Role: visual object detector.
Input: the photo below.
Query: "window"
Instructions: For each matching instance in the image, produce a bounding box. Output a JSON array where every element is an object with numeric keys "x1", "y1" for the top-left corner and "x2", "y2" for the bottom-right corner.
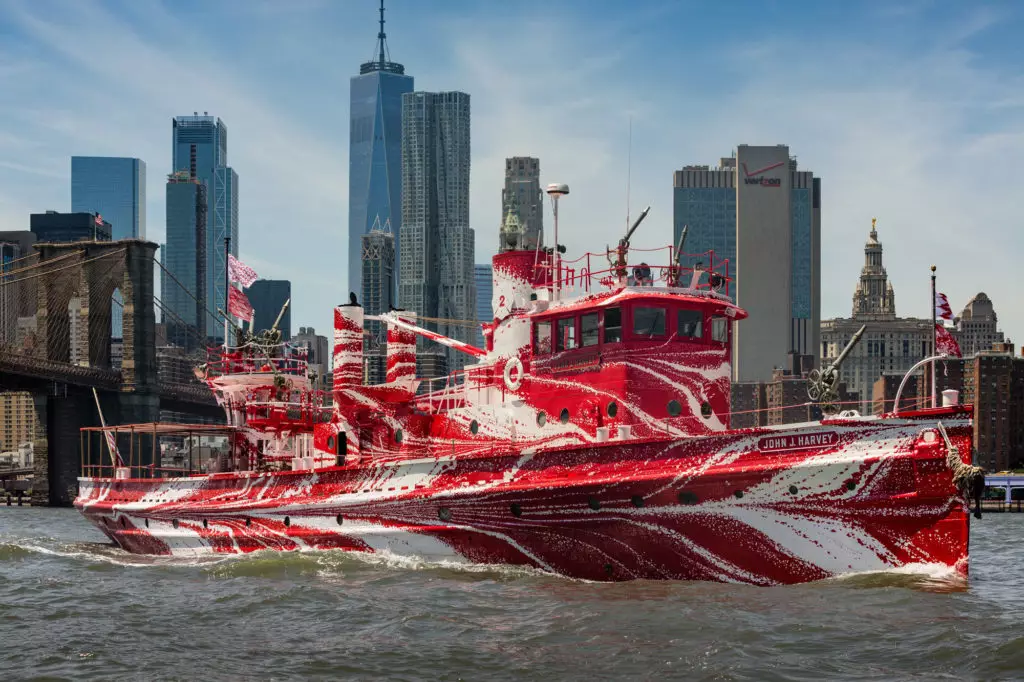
[
  {"x1": 557, "y1": 317, "x2": 577, "y2": 351},
  {"x1": 581, "y1": 313, "x2": 599, "y2": 347},
  {"x1": 535, "y1": 321, "x2": 552, "y2": 354},
  {"x1": 711, "y1": 316, "x2": 728, "y2": 343},
  {"x1": 604, "y1": 308, "x2": 622, "y2": 343},
  {"x1": 632, "y1": 306, "x2": 666, "y2": 337},
  {"x1": 677, "y1": 309, "x2": 702, "y2": 340}
]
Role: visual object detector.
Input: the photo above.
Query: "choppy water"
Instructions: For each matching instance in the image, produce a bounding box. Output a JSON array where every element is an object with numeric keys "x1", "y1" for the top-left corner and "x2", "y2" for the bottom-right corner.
[{"x1": 1, "y1": 509, "x2": 1023, "y2": 680}]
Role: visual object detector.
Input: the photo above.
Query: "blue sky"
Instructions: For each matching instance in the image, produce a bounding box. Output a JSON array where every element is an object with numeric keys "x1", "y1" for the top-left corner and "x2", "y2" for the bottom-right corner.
[{"x1": 1, "y1": 0, "x2": 1022, "y2": 348}]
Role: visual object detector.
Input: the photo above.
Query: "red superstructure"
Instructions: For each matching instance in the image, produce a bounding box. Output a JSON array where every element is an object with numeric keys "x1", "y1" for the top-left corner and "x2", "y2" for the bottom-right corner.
[{"x1": 74, "y1": 211, "x2": 981, "y2": 584}]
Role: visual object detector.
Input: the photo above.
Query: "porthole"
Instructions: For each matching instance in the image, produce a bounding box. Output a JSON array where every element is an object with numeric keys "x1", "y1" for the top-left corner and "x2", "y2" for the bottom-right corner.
[
  {"x1": 202, "y1": 519, "x2": 208, "y2": 529},
  {"x1": 537, "y1": 411, "x2": 547, "y2": 427},
  {"x1": 144, "y1": 518, "x2": 149, "y2": 529},
  {"x1": 789, "y1": 485, "x2": 799, "y2": 495},
  {"x1": 395, "y1": 428, "x2": 403, "y2": 444},
  {"x1": 336, "y1": 514, "x2": 344, "y2": 525},
  {"x1": 469, "y1": 420, "x2": 479, "y2": 435},
  {"x1": 678, "y1": 491, "x2": 699, "y2": 505},
  {"x1": 438, "y1": 507, "x2": 452, "y2": 522},
  {"x1": 327, "y1": 435, "x2": 336, "y2": 450},
  {"x1": 846, "y1": 481, "x2": 856, "y2": 491},
  {"x1": 284, "y1": 516, "x2": 291, "y2": 527},
  {"x1": 668, "y1": 400, "x2": 682, "y2": 417},
  {"x1": 559, "y1": 408, "x2": 570, "y2": 425},
  {"x1": 631, "y1": 495, "x2": 644, "y2": 508},
  {"x1": 172, "y1": 519, "x2": 179, "y2": 529},
  {"x1": 588, "y1": 496, "x2": 601, "y2": 511},
  {"x1": 510, "y1": 503, "x2": 522, "y2": 518},
  {"x1": 700, "y1": 402, "x2": 713, "y2": 419},
  {"x1": 734, "y1": 490, "x2": 744, "y2": 499},
  {"x1": 607, "y1": 401, "x2": 618, "y2": 418}
]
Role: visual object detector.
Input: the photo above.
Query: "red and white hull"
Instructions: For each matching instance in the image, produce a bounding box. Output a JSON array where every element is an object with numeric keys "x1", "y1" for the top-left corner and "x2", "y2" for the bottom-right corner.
[{"x1": 75, "y1": 413, "x2": 973, "y2": 585}]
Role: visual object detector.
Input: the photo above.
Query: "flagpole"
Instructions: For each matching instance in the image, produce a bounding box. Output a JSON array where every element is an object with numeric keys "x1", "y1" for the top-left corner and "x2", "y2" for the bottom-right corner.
[
  {"x1": 224, "y1": 236, "x2": 231, "y2": 352},
  {"x1": 931, "y1": 264, "x2": 937, "y2": 408}
]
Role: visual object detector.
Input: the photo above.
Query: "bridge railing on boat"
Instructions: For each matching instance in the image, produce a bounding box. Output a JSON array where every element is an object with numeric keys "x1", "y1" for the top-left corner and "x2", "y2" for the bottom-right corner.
[{"x1": 538, "y1": 246, "x2": 733, "y2": 297}]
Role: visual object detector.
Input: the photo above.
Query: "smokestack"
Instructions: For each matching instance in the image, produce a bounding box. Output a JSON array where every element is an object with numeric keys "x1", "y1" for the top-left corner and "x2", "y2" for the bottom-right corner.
[
  {"x1": 386, "y1": 312, "x2": 417, "y2": 385},
  {"x1": 333, "y1": 304, "x2": 364, "y2": 389}
]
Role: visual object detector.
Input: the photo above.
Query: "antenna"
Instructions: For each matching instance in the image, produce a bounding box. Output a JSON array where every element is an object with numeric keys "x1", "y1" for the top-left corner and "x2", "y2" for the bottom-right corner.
[
  {"x1": 546, "y1": 183, "x2": 570, "y2": 301},
  {"x1": 377, "y1": 0, "x2": 387, "y2": 66}
]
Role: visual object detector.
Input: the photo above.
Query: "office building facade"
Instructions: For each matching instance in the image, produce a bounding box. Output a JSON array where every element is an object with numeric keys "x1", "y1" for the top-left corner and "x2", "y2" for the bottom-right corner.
[
  {"x1": 30, "y1": 211, "x2": 111, "y2": 243},
  {"x1": 70, "y1": 156, "x2": 146, "y2": 240},
  {"x1": 673, "y1": 145, "x2": 820, "y2": 381},
  {"x1": 361, "y1": 229, "x2": 395, "y2": 385},
  {"x1": 954, "y1": 293, "x2": 1005, "y2": 358},
  {"x1": 399, "y1": 90, "x2": 475, "y2": 375},
  {"x1": 171, "y1": 114, "x2": 239, "y2": 342},
  {"x1": 293, "y1": 326, "x2": 330, "y2": 389},
  {"x1": 474, "y1": 264, "x2": 492, "y2": 347},
  {"x1": 501, "y1": 157, "x2": 543, "y2": 252},
  {"x1": 348, "y1": 6, "x2": 413, "y2": 302},
  {"x1": 247, "y1": 280, "x2": 291, "y2": 340},
  {"x1": 164, "y1": 172, "x2": 208, "y2": 349}
]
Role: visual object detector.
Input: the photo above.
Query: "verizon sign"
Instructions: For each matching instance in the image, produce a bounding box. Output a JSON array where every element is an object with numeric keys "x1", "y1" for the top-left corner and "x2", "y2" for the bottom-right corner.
[{"x1": 741, "y1": 161, "x2": 784, "y2": 188}]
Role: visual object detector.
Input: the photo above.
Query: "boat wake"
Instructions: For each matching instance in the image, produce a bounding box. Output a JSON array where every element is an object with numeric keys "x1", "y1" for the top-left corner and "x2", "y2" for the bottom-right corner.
[{"x1": 827, "y1": 562, "x2": 967, "y2": 593}]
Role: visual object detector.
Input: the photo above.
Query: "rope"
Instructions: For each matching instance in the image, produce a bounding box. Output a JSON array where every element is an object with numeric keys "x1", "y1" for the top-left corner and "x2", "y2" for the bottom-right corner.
[{"x1": 937, "y1": 421, "x2": 985, "y2": 519}]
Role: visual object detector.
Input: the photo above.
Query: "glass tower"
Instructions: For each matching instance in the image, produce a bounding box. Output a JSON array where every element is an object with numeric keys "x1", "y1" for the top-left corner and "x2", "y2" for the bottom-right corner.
[
  {"x1": 474, "y1": 264, "x2": 493, "y2": 348},
  {"x1": 348, "y1": 2, "x2": 413, "y2": 302},
  {"x1": 247, "y1": 280, "x2": 292, "y2": 340},
  {"x1": 164, "y1": 172, "x2": 208, "y2": 350},
  {"x1": 171, "y1": 114, "x2": 238, "y2": 343}
]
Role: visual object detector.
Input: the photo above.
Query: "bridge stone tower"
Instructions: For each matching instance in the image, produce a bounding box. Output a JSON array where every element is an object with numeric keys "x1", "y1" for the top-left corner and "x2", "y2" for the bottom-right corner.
[{"x1": 28, "y1": 240, "x2": 161, "y2": 505}]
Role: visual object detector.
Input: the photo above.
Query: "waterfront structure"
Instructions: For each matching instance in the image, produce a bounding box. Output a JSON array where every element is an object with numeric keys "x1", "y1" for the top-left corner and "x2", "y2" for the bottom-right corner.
[
  {"x1": 954, "y1": 293, "x2": 1005, "y2": 358},
  {"x1": 70, "y1": 157, "x2": 146, "y2": 240},
  {"x1": 247, "y1": 280, "x2": 292, "y2": 340},
  {"x1": 501, "y1": 157, "x2": 543, "y2": 252},
  {"x1": 820, "y1": 220, "x2": 933, "y2": 414},
  {"x1": 399, "y1": 90, "x2": 475, "y2": 375},
  {"x1": 0, "y1": 241, "x2": 22, "y2": 346},
  {"x1": 171, "y1": 114, "x2": 239, "y2": 342},
  {"x1": 348, "y1": 2, "x2": 414, "y2": 302},
  {"x1": 361, "y1": 228, "x2": 395, "y2": 384},
  {"x1": 673, "y1": 145, "x2": 820, "y2": 381},
  {"x1": 164, "y1": 171, "x2": 208, "y2": 349},
  {"x1": 474, "y1": 264, "x2": 493, "y2": 347},
  {"x1": 30, "y1": 211, "x2": 111, "y2": 242}
]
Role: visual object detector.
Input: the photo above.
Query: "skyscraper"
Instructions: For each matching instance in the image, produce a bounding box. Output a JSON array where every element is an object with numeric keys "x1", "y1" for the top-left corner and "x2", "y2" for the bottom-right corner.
[
  {"x1": 349, "y1": 1, "x2": 413, "y2": 302},
  {"x1": 474, "y1": 264, "x2": 492, "y2": 348},
  {"x1": 71, "y1": 157, "x2": 146, "y2": 240},
  {"x1": 501, "y1": 157, "x2": 543, "y2": 251},
  {"x1": 399, "y1": 90, "x2": 475, "y2": 376},
  {"x1": 361, "y1": 228, "x2": 395, "y2": 384},
  {"x1": 164, "y1": 171, "x2": 208, "y2": 349},
  {"x1": 673, "y1": 145, "x2": 820, "y2": 381},
  {"x1": 171, "y1": 114, "x2": 238, "y2": 343},
  {"x1": 247, "y1": 280, "x2": 292, "y2": 340}
]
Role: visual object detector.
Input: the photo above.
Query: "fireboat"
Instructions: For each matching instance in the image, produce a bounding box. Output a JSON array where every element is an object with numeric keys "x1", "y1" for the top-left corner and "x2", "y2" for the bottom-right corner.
[{"x1": 74, "y1": 184, "x2": 983, "y2": 584}]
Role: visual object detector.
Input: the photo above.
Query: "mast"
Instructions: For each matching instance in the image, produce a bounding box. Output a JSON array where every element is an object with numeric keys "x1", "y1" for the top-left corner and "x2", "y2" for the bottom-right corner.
[{"x1": 931, "y1": 264, "x2": 937, "y2": 408}]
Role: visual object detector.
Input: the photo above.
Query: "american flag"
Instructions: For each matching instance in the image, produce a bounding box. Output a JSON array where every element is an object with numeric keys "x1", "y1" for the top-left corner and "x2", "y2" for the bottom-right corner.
[{"x1": 94, "y1": 214, "x2": 104, "y2": 226}]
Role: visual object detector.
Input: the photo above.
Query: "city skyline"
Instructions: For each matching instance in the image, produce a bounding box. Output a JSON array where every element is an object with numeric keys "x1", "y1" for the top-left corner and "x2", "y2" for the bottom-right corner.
[{"x1": 0, "y1": 1, "x2": 1022, "y2": 345}]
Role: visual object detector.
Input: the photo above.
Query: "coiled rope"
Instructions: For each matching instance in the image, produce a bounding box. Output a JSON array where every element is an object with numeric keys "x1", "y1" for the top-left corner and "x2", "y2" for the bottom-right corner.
[{"x1": 937, "y1": 421, "x2": 985, "y2": 519}]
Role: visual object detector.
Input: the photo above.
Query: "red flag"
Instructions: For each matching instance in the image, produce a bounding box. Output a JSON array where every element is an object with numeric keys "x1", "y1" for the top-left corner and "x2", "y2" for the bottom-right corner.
[
  {"x1": 934, "y1": 292, "x2": 953, "y2": 321},
  {"x1": 228, "y1": 254, "x2": 259, "y2": 288},
  {"x1": 228, "y1": 286, "x2": 255, "y2": 323},
  {"x1": 935, "y1": 323, "x2": 962, "y2": 358}
]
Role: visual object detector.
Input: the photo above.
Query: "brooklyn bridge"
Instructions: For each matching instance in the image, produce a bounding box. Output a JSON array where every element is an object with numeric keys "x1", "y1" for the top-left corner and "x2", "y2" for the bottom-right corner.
[{"x1": 0, "y1": 239, "x2": 223, "y2": 505}]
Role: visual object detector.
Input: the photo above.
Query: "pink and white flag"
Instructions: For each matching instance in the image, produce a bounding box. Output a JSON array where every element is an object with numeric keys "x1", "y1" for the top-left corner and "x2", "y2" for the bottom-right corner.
[
  {"x1": 228, "y1": 286, "x2": 255, "y2": 323},
  {"x1": 935, "y1": 323, "x2": 962, "y2": 358},
  {"x1": 228, "y1": 254, "x2": 259, "y2": 288},
  {"x1": 935, "y1": 292, "x2": 953, "y2": 321}
]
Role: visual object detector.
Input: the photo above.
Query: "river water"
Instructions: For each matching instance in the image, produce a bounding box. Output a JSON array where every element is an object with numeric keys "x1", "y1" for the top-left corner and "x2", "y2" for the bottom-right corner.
[{"x1": 1, "y1": 508, "x2": 1022, "y2": 680}]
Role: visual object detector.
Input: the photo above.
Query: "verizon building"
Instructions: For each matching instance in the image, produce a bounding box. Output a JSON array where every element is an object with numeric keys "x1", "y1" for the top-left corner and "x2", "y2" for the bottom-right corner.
[{"x1": 673, "y1": 145, "x2": 820, "y2": 381}]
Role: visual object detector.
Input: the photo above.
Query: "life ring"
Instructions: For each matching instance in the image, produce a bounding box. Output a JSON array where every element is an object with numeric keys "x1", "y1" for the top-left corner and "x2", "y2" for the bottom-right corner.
[{"x1": 504, "y1": 357, "x2": 524, "y2": 390}]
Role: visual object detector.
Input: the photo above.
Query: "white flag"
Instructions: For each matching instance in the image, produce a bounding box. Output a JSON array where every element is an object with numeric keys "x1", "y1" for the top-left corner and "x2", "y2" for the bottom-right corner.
[{"x1": 228, "y1": 254, "x2": 258, "y2": 288}]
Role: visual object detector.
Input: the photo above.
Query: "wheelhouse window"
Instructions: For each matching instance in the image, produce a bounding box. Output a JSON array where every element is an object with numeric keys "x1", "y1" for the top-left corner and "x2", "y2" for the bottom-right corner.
[
  {"x1": 581, "y1": 313, "x2": 599, "y2": 347},
  {"x1": 677, "y1": 309, "x2": 702, "y2": 340},
  {"x1": 557, "y1": 317, "x2": 577, "y2": 351},
  {"x1": 711, "y1": 316, "x2": 728, "y2": 343},
  {"x1": 632, "y1": 306, "x2": 666, "y2": 338},
  {"x1": 604, "y1": 308, "x2": 622, "y2": 343},
  {"x1": 535, "y1": 321, "x2": 552, "y2": 354}
]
